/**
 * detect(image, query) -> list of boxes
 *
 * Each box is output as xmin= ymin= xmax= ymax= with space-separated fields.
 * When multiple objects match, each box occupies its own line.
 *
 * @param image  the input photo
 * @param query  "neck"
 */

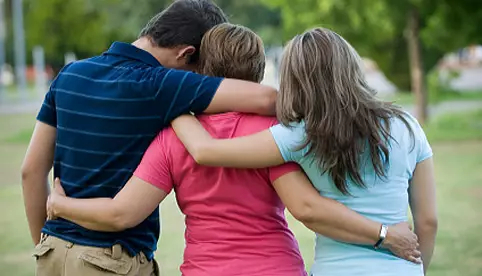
xmin=132 ymin=37 xmax=169 ymax=65
xmin=132 ymin=37 xmax=154 ymax=54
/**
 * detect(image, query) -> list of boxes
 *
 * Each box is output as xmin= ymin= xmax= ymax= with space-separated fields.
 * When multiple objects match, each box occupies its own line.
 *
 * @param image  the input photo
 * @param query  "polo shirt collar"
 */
xmin=105 ymin=42 xmax=161 ymax=67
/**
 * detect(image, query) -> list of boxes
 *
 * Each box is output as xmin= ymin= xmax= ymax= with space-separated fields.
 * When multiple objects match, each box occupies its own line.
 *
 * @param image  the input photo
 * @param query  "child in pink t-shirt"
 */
xmin=136 ymin=112 xmax=305 ymax=275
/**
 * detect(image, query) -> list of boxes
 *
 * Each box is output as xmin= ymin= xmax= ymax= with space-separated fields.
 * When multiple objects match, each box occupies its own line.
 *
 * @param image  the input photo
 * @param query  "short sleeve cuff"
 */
xmin=36 ymin=103 xmax=57 ymax=127
xmin=190 ymin=76 xmax=223 ymax=114
xmin=417 ymin=149 xmax=433 ymax=163
xmin=133 ymin=170 xmax=173 ymax=194
xmin=269 ymin=124 xmax=292 ymax=162
xmin=269 ymin=162 xmax=301 ymax=182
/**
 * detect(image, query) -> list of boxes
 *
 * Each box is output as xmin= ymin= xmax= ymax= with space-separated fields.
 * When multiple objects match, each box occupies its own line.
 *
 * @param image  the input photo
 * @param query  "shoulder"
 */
xmin=390 ymin=111 xmax=425 ymax=137
xmin=157 ymin=126 xmax=179 ymax=146
xmin=269 ymin=122 xmax=306 ymax=149
xmin=144 ymin=127 xmax=182 ymax=163
xmin=240 ymin=114 xmax=279 ymax=128
xmin=270 ymin=121 xmax=305 ymax=137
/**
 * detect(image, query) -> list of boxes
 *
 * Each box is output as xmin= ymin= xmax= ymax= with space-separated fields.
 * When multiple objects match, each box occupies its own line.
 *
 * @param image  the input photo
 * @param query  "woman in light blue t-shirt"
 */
xmin=171 ymin=27 xmax=437 ymax=276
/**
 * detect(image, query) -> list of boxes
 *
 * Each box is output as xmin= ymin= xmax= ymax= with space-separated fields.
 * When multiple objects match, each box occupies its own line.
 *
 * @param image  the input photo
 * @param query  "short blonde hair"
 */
xmin=198 ymin=23 xmax=265 ymax=83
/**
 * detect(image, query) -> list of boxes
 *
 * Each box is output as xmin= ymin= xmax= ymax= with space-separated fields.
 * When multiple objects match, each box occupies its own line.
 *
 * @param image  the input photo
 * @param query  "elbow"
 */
xmin=21 ymin=164 xmax=37 ymax=185
xmin=189 ymin=142 xmax=214 ymax=166
xmin=290 ymin=201 xmax=317 ymax=224
xmin=416 ymin=216 xmax=438 ymax=234
xmin=108 ymin=210 xmax=136 ymax=232
xmin=21 ymin=161 xmax=50 ymax=187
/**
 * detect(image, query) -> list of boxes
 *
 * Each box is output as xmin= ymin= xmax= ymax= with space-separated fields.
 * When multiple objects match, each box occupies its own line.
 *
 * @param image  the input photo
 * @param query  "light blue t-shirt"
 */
xmin=270 ymin=113 xmax=432 ymax=276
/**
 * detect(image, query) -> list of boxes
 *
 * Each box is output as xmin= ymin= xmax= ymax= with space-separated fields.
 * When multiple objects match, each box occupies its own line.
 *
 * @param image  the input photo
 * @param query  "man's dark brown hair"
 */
xmin=198 ymin=23 xmax=266 ymax=83
xmin=139 ymin=0 xmax=228 ymax=64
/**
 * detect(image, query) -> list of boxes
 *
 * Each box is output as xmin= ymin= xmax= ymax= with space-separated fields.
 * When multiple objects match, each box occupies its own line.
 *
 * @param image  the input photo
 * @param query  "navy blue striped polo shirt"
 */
xmin=37 ymin=42 xmax=223 ymax=259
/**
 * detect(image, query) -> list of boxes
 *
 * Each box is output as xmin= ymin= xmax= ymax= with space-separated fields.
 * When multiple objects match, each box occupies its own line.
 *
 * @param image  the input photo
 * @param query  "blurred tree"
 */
xmin=216 ymin=0 xmax=282 ymax=45
xmin=21 ymin=0 xmax=282 ymax=72
xmin=105 ymin=0 xmax=283 ymax=45
xmin=24 ymin=0 xmax=118 ymax=71
xmin=262 ymin=0 xmax=482 ymax=123
xmin=102 ymin=0 xmax=171 ymax=42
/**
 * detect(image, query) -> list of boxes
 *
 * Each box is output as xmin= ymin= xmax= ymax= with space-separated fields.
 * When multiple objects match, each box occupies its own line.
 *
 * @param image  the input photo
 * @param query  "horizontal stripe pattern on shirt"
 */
xmin=36 ymin=42 xmax=222 ymax=259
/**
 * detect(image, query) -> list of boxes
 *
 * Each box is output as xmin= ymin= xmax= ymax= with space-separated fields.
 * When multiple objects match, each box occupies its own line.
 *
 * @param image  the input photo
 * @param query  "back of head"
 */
xmin=278 ymin=27 xmax=411 ymax=195
xmin=139 ymin=0 xmax=228 ymax=64
xmin=198 ymin=23 xmax=266 ymax=83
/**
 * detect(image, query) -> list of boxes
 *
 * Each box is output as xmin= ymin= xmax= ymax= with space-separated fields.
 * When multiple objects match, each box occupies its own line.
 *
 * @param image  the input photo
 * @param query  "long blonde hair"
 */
xmin=277 ymin=27 xmax=413 ymax=194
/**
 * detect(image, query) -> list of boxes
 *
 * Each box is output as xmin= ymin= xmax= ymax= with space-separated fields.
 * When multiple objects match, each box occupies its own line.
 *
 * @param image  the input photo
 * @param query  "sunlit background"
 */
xmin=0 ymin=0 xmax=481 ymax=275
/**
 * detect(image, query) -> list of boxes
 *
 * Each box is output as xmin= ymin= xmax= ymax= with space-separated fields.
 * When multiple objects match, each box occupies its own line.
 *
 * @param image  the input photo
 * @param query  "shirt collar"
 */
xmin=104 ymin=42 xmax=161 ymax=67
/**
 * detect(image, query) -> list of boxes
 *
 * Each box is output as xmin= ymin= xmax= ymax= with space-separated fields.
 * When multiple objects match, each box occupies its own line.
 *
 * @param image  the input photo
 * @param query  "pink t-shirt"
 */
xmin=134 ymin=112 xmax=306 ymax=276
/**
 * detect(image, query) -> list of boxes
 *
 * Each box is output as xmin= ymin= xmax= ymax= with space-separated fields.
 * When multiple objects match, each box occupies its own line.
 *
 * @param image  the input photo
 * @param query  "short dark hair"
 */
xmin=199 ymin=23 xmax=265 ymax=83
xmin=139 ymin=0 xmax=228 ymax=64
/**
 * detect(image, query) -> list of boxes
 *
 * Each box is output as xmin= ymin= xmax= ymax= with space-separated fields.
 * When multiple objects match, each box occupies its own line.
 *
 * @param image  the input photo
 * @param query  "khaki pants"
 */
xmin=33 ymin=235 xmax=160 ymax=276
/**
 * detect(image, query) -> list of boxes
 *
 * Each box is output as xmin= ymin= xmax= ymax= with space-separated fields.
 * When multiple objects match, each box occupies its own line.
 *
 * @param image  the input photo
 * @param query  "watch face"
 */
xmin=381 ymin=225 xmax=388 ymax=238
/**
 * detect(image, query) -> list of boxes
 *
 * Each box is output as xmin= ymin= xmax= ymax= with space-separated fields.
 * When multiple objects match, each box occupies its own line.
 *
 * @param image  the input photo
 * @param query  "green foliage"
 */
xmin=101 ymin=0 xmax=172 ymax=41
xmin=420 ymin=0 xmax=482 ymax=53
xmin=24 ymin=0 xmax=117 ymax=69
xmin=262 ymin=0 xmax=482 ymax=90
xmin=20 ymin=0 xmax=282 ymax=69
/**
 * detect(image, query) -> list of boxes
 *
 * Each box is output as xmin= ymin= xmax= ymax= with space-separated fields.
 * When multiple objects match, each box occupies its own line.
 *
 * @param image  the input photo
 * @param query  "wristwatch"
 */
xmin=374 ymin=224 xmax=388 ymax=249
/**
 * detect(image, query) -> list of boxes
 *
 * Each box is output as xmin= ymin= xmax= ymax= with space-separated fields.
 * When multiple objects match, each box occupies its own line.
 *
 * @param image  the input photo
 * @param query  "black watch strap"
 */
xmin=374 ymin=224 xmax=388 ymax=249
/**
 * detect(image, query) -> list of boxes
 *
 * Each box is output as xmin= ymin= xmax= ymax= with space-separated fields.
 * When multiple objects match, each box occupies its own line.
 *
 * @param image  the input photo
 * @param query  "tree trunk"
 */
xmin=406 ymin=7 xmax=428 ymax=124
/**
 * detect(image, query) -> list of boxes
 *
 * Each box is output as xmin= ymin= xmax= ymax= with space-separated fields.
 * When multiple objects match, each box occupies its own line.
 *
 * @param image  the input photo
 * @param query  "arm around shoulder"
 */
xmin=204 ymin=79 xmax=277 ymax=115
xmin=171 ymin=115 xmax=284 ymax=168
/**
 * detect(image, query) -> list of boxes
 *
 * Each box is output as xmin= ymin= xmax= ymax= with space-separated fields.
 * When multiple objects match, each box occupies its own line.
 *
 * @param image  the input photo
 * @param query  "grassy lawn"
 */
xmin=425 ymin=109 xmax=482 ymax=143
xmin=0 ymin=111 xmax=481 ymax=275
xmin=381 ymin=90 xmax=482 ymax=106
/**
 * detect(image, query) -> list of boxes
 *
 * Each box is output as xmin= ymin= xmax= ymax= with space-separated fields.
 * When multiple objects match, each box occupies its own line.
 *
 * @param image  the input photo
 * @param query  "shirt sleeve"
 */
xmin=414 ymin=119 xmax=433 ymax=163
xmin=268 ymin=162 xmax=301 ymax=182
xmin=36 ymin=63 xmax=75 ymax=127
xmin=151 ymin=67 xmax=223 ymax=124
xmin=133 ymin=131 xmax=175 ymax=194
xmin=36 ymin=88 xmax=57 ymax=127
xmin=269 ymin=123 xmax=306 ymax=162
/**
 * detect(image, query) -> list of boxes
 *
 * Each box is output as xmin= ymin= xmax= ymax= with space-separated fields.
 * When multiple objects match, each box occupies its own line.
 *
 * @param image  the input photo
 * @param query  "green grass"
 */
xmin=424 ymin=109 xmax=482 ymax=142
xmin=381 ymin=90 xmax=482 ymax=105
xmin=382 ymin=92 xmax=415 ymax=105
xmin=4 ymin=128 xmax=35 ymax=144
xmin=1 ymin=112 xmax=481 ymax=275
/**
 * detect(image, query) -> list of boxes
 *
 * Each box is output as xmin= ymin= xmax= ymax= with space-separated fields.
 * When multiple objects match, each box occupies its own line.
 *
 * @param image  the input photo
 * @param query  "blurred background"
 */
xmin=0 ymin=0 xmax=481 ymax=275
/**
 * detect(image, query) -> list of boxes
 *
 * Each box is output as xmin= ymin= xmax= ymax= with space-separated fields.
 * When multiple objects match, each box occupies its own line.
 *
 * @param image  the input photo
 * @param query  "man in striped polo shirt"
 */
xmin=20 ymin=1 xmax=278 ymax=275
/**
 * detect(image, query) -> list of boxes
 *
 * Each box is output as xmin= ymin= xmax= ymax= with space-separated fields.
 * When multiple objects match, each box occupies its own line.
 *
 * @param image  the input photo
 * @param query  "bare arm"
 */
xmin=21 ymin=121 xmax=55 ymax=245
xmin=48 ymin=177 xmax=167 ymax=232
xmin=273 ymin=171 xmax=421 ymax=262
xmin=172 ymin=114 xmax=421 ymax=262
xmin=171 ymin=114 xmax=283 ymax=167
xmin=204 ymin=79 xmax=277 ymax=115
xmin=409 ymin=158 xmax=437 ymax=273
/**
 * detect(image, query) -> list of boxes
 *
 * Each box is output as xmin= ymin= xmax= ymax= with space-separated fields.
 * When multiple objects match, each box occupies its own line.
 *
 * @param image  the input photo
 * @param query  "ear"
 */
xmin=176 ymin=46 xmax=196 ymax=63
